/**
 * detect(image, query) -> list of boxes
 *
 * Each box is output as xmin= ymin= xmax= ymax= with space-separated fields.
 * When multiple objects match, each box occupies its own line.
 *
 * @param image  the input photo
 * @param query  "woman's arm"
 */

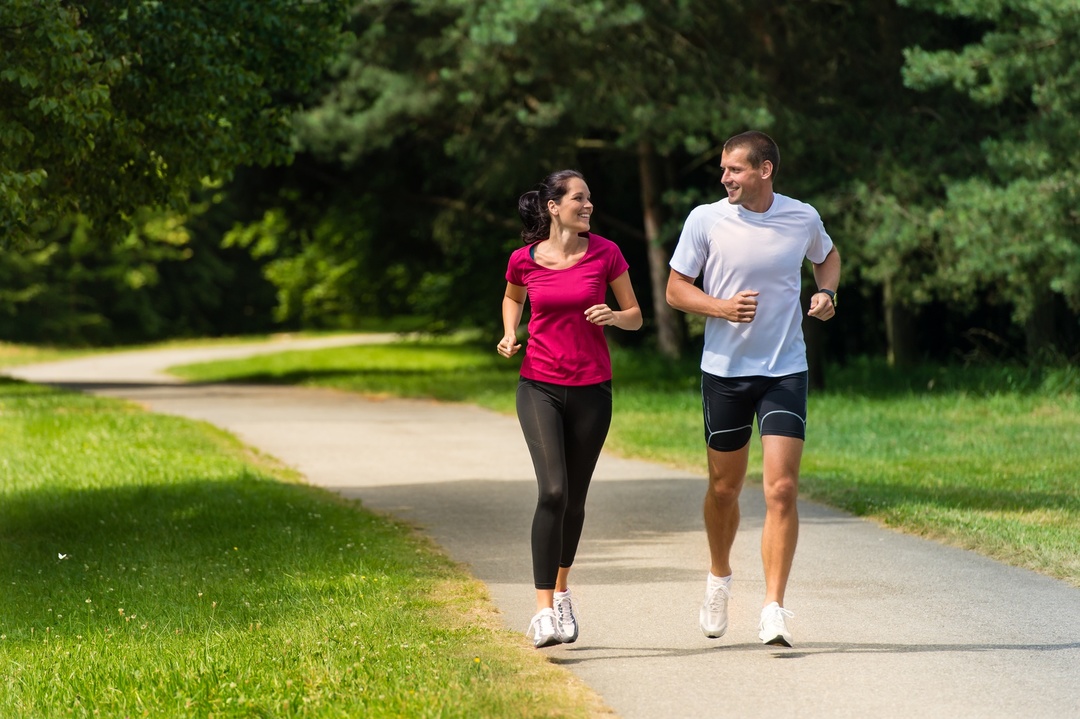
xmin=584 ymin=271 xmax=643 ymax=330
xmin=497 ymin=282 xmax=527 ymax=357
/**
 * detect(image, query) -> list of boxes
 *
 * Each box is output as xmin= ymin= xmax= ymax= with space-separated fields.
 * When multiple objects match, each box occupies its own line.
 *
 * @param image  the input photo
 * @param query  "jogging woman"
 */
xmin=498 ymin=169 xmax=642 ymax=648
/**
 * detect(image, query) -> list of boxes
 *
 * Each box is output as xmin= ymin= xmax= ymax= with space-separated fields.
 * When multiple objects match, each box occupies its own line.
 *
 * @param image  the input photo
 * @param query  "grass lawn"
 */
xmin=172 ymin=337 xmax=1080 ymax=588
xmin=0 ymin=379 xmax=608 ymax=718
xmin=0 ymin=342 xmax=88 ymax=368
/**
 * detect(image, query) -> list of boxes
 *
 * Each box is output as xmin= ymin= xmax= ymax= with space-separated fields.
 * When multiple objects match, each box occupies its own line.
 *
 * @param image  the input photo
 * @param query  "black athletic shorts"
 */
xmin=700 ymin=370 xmax=808 ymax=451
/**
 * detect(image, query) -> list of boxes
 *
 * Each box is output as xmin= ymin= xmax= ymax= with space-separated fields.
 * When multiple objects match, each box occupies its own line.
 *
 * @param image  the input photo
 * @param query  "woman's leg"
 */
xmin=558 ymin=381 xmax=612 ymax=572
xmin=516 ymin=379 xmax=568 ymax=609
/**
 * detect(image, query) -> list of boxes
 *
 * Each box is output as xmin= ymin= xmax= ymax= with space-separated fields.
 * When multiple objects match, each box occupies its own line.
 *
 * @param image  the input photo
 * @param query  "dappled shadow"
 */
xmin=18 ymin=380 xmax=201 ymax=393
xmin=0 ymin=375 xmax=193 ymax=397
xmin=344 ymin=477 xmax=905 ymax=589
xmin=345 ymin=475 xmax=1080 ymax=603
xmin=550 ymin=640 xmax=1080 ymax=665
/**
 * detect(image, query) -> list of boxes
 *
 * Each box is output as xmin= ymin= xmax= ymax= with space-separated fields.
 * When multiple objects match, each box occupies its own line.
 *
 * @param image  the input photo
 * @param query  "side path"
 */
xmin=7 ymin=337 xmax=1079 ymax=718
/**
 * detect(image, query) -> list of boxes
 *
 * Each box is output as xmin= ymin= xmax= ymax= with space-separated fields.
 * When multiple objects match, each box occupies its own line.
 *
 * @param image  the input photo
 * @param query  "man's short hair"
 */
xmin=724 ymin=131 xmax=780 ymax=177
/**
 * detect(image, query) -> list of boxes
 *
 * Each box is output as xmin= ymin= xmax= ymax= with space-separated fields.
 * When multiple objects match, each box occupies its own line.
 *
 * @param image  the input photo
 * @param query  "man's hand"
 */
xmin=723 ymin=290 xmax=759 ymax=323
xmin=807 ymin=292 xmax=836 ymax=321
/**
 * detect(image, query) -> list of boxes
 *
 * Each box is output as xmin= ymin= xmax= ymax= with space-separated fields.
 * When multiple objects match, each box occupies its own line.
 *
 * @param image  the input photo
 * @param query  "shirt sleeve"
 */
xmin=804 ymin=210 xmax=834 ymax=264
xmin=605 ymin=237 xmax=630 ymax=282
xmin=669 ymin=205 xmax=710 ymax=279
xmin=505 ymin=247 xmax=526 ymax=286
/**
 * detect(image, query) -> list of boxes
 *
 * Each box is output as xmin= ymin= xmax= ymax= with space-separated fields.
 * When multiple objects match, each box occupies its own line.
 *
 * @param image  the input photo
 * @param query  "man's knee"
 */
xmin=707 ymin=475 xmax=743 ymax=505
xmin=763 ymin=476 xmax=798 ymax=511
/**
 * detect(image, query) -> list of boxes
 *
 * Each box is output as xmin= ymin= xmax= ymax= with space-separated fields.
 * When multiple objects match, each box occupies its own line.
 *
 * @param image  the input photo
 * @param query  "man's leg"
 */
xmin=705 ymin=445 xmax=749 ymax=577
xmin=759 ymin=435 xmax=803 ymax=606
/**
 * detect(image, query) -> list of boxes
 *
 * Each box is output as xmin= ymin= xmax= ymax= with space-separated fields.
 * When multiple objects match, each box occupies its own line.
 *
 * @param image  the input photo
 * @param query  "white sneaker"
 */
xmin=699 ymin=580 xmax=731 ymax=638
xmin=553 ymin=589 xmax=579 ymax=644
xmin=527 ymin=608 xmax=560 ymax=648
xmin=758 ymin=602 xmax=794 ymax=647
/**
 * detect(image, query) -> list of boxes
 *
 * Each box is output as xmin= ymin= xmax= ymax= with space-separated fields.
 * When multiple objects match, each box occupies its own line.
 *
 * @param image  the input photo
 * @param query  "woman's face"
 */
xmin=548 ymin=178 xmax=592 ymax=233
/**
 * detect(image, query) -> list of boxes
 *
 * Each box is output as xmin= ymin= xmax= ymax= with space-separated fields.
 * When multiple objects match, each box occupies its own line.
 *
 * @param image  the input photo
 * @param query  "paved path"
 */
xmin=6 ymin=336 xmax=1079 ymax=718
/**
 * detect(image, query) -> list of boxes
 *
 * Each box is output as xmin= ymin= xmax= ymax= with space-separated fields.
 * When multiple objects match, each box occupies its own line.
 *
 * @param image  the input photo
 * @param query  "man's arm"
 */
xmin=666 ymin=268 xmax=758 ymax=323
xmin=807 ymin=247 xmax=841 ymax=320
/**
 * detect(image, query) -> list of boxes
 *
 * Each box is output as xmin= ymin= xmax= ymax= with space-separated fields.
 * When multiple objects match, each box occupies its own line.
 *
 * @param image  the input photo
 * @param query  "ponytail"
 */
xmin=517 ymin=169 xmax=585 ymax=244
xmin=518 ymin=190 xmax=546 ymax=244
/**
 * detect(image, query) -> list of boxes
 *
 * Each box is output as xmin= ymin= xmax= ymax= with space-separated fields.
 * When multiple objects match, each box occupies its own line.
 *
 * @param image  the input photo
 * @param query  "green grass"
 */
xmin=0 ymin=331 xmax=401 ymax=370
xmin=0 ymin=342 xmax=89 ymax=368
xmin=171 ymin=337 xmax=524 ymax=412
xmin=0 ymin=379 xmax=608 ymax=718
xmin=174 ymin=339 xmax=1080 ymax=588
xmin=805 ymin=369 xmax=1080 ymax=584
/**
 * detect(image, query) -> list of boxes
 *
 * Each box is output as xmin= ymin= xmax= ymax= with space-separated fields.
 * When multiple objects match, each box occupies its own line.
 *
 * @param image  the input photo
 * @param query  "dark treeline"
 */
xmin=2 ymin=1 xmax=1077 ymax=369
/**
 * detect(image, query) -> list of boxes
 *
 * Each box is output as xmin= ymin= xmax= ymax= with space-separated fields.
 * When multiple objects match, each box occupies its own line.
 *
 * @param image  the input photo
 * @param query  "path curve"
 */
xmin=6 ymin=335 xmax=1078 ymax=718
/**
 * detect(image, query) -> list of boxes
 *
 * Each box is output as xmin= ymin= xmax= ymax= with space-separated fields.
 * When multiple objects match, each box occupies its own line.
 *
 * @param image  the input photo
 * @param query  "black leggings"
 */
xmin=517 ymin=378 xmax=612 ymax=590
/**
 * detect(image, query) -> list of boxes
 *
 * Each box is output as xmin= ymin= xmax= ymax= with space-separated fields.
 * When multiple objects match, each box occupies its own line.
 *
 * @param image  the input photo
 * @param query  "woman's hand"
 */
xmin=584 ymin=304 xmax=618 ymax=326
xmin=497 ymin=334 xmax=521 ymax=358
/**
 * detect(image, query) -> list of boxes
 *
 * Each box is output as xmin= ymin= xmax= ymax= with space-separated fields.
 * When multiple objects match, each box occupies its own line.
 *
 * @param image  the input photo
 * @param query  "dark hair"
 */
xmin=723 ymin=131 xmax=780 ymax=178
xmin=517 ymin=169 xmax=585 ymax=244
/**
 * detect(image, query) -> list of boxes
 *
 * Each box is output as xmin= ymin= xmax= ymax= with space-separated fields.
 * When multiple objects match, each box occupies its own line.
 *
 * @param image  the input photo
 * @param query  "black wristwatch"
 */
xmin=818 ymin=288 xmax=837 ymax=307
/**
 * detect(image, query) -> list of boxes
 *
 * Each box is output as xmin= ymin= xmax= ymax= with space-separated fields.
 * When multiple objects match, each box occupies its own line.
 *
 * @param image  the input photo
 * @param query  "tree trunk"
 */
xmin=638 ymin=139 xmax=683 ymax=358
xmin=1023 ymin=285 xmax=1057 ymax=364
xmin=883 ymin=277 xmax=918 ymax=368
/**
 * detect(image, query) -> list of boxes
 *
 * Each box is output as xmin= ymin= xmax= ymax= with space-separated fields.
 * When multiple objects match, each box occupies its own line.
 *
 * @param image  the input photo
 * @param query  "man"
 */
xmin=666 ymin=130 xmax=840 ymax=647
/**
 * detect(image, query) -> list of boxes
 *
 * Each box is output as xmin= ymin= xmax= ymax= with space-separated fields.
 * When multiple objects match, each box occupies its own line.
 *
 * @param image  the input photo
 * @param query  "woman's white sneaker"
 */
xmin=553 ymin=589 xmax=579 ymax=644
xmin=527 ymin=608 xmax=560 ymax=648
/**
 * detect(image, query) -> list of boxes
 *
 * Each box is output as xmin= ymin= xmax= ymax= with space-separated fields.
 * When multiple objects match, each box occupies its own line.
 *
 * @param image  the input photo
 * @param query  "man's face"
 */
xmin=721 ymin=146 xmax=772 ymax=211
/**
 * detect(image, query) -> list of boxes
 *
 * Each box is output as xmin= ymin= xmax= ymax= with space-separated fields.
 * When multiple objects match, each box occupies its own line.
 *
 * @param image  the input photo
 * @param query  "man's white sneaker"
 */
xmin=553 ymin=589 xmax=579 ymax=644
xmin=758 ymin=602 xmax=794 ymax=647
xmin=527 ymin=608 xmax=560 ymax=648
xmin=699 ymin=580 xmax=731 ymax=638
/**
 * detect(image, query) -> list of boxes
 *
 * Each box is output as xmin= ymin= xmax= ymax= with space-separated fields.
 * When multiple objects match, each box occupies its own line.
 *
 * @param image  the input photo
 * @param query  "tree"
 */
xmin=0 ymin=0 xmax=350 ymax=342
xmin=295 ymin=0 xmax=774 ymax=354
xmin=900 ymin=0 xmax=1080 ymax=359
xmin=0 ymin=0 xmax=350 ymax=245
xmin=220 ymin=0 xmax=1078 ymax=364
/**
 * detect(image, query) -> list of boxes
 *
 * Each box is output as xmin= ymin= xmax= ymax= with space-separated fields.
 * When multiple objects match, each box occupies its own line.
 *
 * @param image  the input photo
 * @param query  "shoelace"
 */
xmin=764 ymin=605 xmax=794 ymax=624
xmin=528 ymin=611 xmax=556 ymax=639
xmin=555 ymin=596 xmax=575 ymax=627
xmin=705 ymin=584 xmax=730 ymax=611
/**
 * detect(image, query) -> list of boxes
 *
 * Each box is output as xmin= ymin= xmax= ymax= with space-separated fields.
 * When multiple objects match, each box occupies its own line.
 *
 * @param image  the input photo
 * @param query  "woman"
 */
xmin=498 ymin=169 xmax=642 ymax=648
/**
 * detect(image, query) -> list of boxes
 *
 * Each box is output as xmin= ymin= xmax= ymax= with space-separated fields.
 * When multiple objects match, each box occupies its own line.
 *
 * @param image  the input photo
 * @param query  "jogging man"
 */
xmin=666 ymin=130 xmax=841 ymax=647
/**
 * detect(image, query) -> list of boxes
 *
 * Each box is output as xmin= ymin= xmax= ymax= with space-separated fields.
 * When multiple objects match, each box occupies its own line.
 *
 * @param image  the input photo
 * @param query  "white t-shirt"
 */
xmin=669 ymin=193 xmax=834 ymax=377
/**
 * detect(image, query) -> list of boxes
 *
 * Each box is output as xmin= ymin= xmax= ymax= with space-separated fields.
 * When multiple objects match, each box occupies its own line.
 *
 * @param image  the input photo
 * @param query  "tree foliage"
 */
xmin=5 ymin=0 xmax=1078 ymax=361
xmin=899 ymin=0 xmax=1080 ymax=354
xmin=226 ymin=0 xmax=1080 ymax=361
xmin=0 ymin=0 xmax=350 ymax=244
xmin=288 ymin=0 xmax=773 ymax=340
xmin=0 ymin=0 xmax=349 ymax=343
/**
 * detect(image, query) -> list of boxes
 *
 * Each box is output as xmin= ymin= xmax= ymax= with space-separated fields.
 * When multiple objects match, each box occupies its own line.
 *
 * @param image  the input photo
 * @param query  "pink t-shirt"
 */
xmin=505 ymin=233 xmax=630 ymax=386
